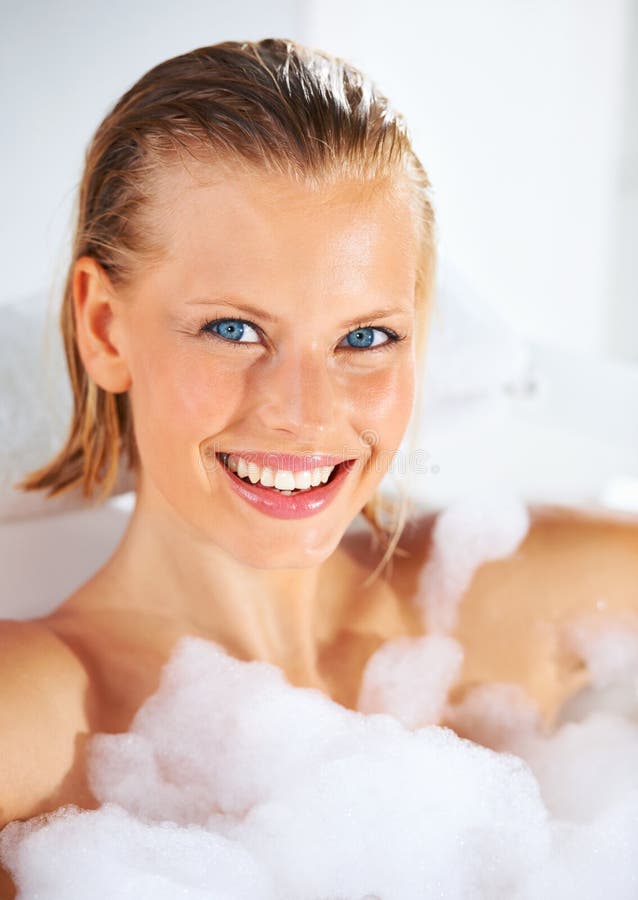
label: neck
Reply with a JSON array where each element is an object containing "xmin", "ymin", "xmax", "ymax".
[{"xmin": 78, "ymin": 473, "xmax": 357, "ymax": 684}]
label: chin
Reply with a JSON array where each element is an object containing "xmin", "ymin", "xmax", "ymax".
[{"xmin": 225, "ymin": 531, "xmax": 343, "ymax": 570}]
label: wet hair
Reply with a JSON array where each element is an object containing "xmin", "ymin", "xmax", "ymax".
[{"xmin": 15, "ymin": 38, "xmax": 436, "ymax": 586}]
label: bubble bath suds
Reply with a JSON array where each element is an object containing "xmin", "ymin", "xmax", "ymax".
[{"xmin": 2, "ymin": 493, "xmax": 638, "ymax": 899}]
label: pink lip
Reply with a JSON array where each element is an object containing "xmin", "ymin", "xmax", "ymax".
[
  {"xmin": 219, "ymin": 450, "xmax": 354, "ymax": 472},
  {"xmin": 216, "ymin": 456, "xmax": 354, "ymax": 519}
]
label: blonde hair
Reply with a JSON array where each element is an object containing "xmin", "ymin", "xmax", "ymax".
[{"xmin": 15, "ymin": 38, "xmax": 436, "ymax": 585}]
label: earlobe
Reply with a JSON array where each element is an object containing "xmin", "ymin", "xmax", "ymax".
[{"xmin": 72, "ymin": 256, "xmax": 132, "ymax": 394}]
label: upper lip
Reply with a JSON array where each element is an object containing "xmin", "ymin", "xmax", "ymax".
[{"xmin": 217, "ymin": 450, "xmax": 357, "ymax": 471}]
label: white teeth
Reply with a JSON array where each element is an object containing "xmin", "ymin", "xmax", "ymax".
[
  {"xmin": 223, "ymin": 454, "xmax": 336, "ymax": 491},
  {"xmin": 293, "ymin": 470, "xmax": 312, "ymax": 490},
  {"xmin": 274, "ymin": 470, "xmax": 296, "ymax": 491},
  {"xmin": 246, "ymin": 462, "xmax": 261, "ymax": 484}
]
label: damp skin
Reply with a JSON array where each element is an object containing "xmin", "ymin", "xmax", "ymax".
[
  {"xmin": 108, "ymin": 164, "xmax": 416, "ymax": 568},
  {"xmin": 121, "ymin": 165, "xmax": 418, "ymax": 563}
]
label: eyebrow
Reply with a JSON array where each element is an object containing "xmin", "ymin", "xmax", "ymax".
[{"xmin": 185, "ymin": 296, "xmax": 411, "ymax": 329}]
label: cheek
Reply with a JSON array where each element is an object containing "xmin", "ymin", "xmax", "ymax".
[
  {"xmin": 169, "ymin": 357, "xmax": 245, "ymax": 433},
  {"xmin": 126, "ymin": 339, "xmax": 247, "ymax": 478},
  {"xmin": 352, "ymin": 358, "xmax": 415, "ymax": 446}
]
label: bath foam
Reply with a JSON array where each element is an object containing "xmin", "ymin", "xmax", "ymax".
[
  {"xmin": 416, "ymin": 489, "xmax": 531, "ymax": 633},
  {"xmin": 561, "ymin": 609, "xmax": 638, "ymax": 690},
  {"xmin": 2, "ymin": 628, "xmax": 638, "ymax": 899},
  {"xmin": 357, "ymin": 632, "xmax": 465, "ymax": 728}
]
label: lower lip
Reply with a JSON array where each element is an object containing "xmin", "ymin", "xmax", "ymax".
[{"xmin": 216, "ymin": 455, "xmax": 354, "ymax": 519}]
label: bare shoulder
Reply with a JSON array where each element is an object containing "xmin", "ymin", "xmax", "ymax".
[
  {"xmin": 0, "ymin": 618, "xmax": 94, "ymax": 828},
  {"xmin": 473, "ymin": 502, "xmax": 638, "ymax": 607},
  {"xmin": 387, "ymin": 500, "xmax": 638, "ymax": 601},
  {"xmin": 525, "ymin": 501, "xmax": 638, "ymax": 555},
  {"xmin": 386, "ymin": 501, "xmax": 638, "ymax": 724},
  {"xmin": 379, "ymin": 500, "xmax": 638, "ymax": 665}
]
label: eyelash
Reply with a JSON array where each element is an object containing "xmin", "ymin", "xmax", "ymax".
[{"xmin": 197, "ymin": 317, "xmax": 408, "ymax": 353}]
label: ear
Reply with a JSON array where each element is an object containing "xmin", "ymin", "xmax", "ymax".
[{"xmin": 72, "ymin": 256, "xmax": 132, "ymax": 394}]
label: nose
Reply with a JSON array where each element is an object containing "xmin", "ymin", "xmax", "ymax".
[{"xmin": 252, "ymin": 345, "xmax": 338, "ymax": 440}]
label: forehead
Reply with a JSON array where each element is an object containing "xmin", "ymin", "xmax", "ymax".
[{"xmin": 145, "ymin": 160, "xmax": 420, "ymax": 303}]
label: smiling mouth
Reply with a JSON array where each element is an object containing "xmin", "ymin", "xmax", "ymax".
[{"xmin": 216, "ymin": 452, "xmax": 344, "ymax": 494}]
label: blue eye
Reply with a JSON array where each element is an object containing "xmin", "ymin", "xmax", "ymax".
[
  {"xmin": 340, "ymin": 326, "xmax": 389, "ymax": 349},
  {"xmin": 205, "ymin": 318, "xmax": 260, "ymax": 343},
  {"xmin": 199, "ymin": 317, "xmax": 404, "ymax": 352}
]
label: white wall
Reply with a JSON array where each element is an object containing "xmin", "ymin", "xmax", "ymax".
[
  {"xmin": 0, "ymin": 0, "xmax": 307, "ymax": 308},
  {"xmin": 607, "ymin": 0, "xmax": 638, "ymax": 363},
  {"xmin": 307, "ymin": 0, "xmax": 633, "ymax": 359}
]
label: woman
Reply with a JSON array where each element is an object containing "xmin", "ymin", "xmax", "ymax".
[{"xmin": 2, "ymin": 37, "xmax": 637, "ymax": 896}]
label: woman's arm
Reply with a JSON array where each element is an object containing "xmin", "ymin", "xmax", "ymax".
[
  {"xmin": 388, "ymin": 503, "xmax": 638, "ymax": 727},
  {"xmin": 449, "ymin": 505, "xmax": 638, "ymax": 724},
  {"xmin": 0, "ymin": 620, "xmax": 92, "ymax": 828}
]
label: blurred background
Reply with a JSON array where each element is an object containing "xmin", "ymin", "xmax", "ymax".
[{"xmin": 1, "ymin": 0, "xmax": 637, "ymax": 614}]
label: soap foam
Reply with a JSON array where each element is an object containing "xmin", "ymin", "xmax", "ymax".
[
  {"xmin": 2, "ymin": 624, "xmax": 638, "ymax": 899},
  {"xmin": 2, "ymin": 492, "xmax": 638, "ymax": 898}
]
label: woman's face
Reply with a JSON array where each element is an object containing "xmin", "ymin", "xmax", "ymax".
[{"xmin": 116, "ymin": 162, "xmax": 421, "ymax": 568}]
